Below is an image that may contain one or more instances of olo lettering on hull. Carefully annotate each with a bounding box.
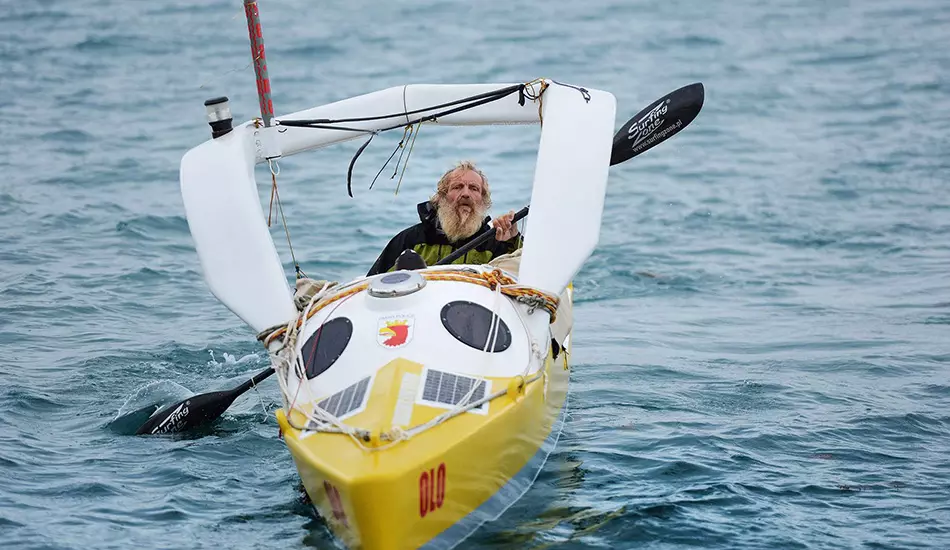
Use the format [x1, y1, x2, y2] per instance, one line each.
[419, 463, 447, 518]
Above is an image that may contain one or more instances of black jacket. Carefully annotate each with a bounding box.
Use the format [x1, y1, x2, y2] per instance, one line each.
[367, 201, 521, 276]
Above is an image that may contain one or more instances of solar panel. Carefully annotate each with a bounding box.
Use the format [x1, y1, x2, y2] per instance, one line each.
[317, 376, 371, 419]
[421, 369, 487, 413]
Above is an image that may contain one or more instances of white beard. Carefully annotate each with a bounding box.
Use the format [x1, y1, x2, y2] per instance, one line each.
[436, 198, 486, 243]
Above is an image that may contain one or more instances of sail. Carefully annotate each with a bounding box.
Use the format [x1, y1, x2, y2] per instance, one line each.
[179, 81, 615, 333]
[519, 85, 616, 295]
[180, 129, 296, 334]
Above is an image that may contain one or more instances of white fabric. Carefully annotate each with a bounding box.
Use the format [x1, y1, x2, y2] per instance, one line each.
[180, 127, 296, 333]
[179, 80, 614, 336]
[518, 86, 616, 296]
[488, 250, 573, 346]
[275, 84, 541, 159]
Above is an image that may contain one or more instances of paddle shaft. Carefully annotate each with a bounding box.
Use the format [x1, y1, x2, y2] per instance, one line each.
[236, 366, 276, 394]
[435, 206, 529, 266]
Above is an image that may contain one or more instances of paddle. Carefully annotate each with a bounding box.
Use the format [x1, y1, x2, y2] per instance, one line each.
[610, 82, 704, 166]
[135, 82, 704, 436]
[135, 367, 274, 435]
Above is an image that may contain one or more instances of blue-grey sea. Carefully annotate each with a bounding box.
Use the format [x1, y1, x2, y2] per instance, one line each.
[2, 0, 949, 548]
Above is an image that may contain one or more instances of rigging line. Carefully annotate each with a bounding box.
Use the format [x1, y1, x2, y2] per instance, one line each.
[394, 122, 421, 196]
[276, 121, 376, 133]
[345, 87, 521, 195]
[368, 127, 410, 191]
[283, 289, 355, 421]
[523, 79, 544, 101]
[338, 82, 532, 196]
[548, 79, 591, 102]
[278, 84, 523, 126]
[375, 86, 523, 133]
[390, 125, 412, 179]
[269, 161, 304, 278]
[345, 132, 377, 198]
[197, 49, 264, 90]
[280, 90, 503, 131]
[267, 172, 277, 226]
[250, 375, 269, 416]
[266, 157, 282, 226]
[535, 80, 550, 125]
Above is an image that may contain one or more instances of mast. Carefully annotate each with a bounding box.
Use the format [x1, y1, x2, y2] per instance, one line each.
[244, 0, 275, 128]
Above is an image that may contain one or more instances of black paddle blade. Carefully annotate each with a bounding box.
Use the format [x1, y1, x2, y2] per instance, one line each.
[134, 389, 240, 435]
[134, 367, 275, 436]
[610, 82, 704, 166]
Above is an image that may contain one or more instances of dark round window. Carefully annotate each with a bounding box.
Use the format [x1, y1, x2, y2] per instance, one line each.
[440, 301, 512, 352]
[301, 317, 353, 379]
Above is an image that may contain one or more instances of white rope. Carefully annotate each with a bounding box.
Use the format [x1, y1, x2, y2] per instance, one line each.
[484, 277, 504, 354]
[269, 282, 411, 451]
[403, 276, 506, 438]
[250, 376, 268, 416]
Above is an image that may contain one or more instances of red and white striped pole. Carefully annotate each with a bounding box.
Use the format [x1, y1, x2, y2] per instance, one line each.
[244, 0, 274, 128]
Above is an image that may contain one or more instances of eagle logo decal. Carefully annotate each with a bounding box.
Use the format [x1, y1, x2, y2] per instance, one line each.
[377, 316, 414, 349]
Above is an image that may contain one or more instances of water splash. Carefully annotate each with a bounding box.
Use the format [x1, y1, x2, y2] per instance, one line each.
[108, 380, 195, 435]
[207, 349, 261, 367]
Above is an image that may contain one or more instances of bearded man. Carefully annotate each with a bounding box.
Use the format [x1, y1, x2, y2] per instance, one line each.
[366, 161, 520, 276]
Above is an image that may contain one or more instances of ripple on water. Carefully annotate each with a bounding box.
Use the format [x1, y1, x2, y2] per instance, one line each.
[2, 0, 950, 548]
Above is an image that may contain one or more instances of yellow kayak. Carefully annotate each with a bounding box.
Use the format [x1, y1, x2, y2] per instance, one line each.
[271, 268, 571, 549]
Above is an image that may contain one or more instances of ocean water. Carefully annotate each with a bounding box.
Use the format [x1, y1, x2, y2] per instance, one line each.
[2, 0, 949, 548]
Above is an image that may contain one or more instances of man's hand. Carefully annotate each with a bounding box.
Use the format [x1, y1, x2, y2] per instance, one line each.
[492, 210, 519, 241]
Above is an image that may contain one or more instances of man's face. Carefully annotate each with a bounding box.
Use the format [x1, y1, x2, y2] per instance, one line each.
[437, 168, 487, 242]
[445, 169, 485, 217]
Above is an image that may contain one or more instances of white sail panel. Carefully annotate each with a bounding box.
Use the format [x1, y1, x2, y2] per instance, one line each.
[179, 80, 614, 336]
[275, 84, 541, 158]
[180, 127, 296, 333]
[519, 86, 616, 296]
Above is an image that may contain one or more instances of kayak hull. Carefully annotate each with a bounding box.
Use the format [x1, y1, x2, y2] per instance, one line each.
[276, 349, 569, 549]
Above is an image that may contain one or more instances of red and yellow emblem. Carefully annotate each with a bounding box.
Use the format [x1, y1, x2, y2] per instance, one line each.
[377, 316, 414, 348]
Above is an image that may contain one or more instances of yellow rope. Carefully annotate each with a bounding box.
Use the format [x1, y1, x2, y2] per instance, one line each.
[261, 282, 370, 347]
[425, 269, 558, 321]
[520, 78, 549, 126]
[260, 268, 560, 347]
[537, 80, 548, 125]
[267, 171, 277, 226]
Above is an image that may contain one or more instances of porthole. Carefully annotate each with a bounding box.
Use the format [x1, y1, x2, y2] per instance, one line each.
[301, 317, 353, 379]
[368, 270, 426, 298]
[440, 301, 512, 353]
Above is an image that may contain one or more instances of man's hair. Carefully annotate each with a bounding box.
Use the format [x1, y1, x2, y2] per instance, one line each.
[430, 161, 492, 208]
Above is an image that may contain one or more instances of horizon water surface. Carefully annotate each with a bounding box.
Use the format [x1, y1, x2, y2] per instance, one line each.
[1, 0, 949, 549]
